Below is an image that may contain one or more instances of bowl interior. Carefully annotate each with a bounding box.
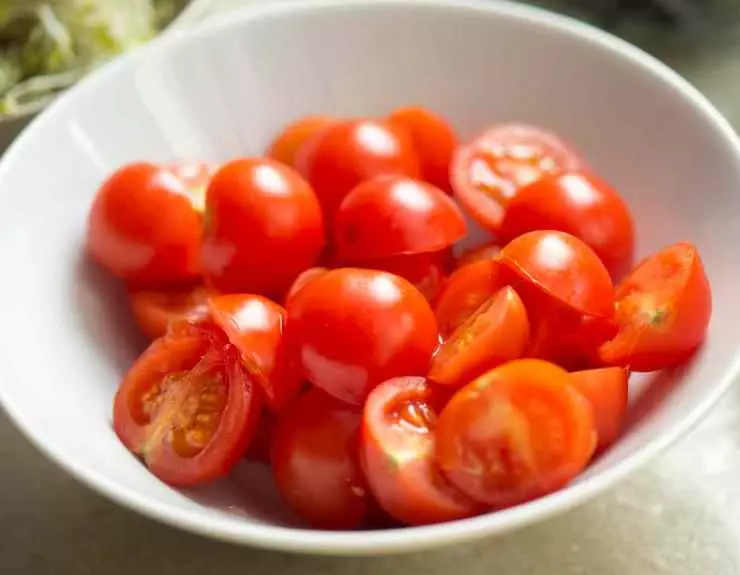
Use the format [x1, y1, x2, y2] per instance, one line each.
[1, 0, 739, 555]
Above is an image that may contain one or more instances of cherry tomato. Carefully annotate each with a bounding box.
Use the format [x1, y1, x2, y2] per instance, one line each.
[113, 322, 262, 486]
[387, 106, 457, 193]
[334, 176, 466, 260]
[500, 171, 635, 279]
[283, 267, 329, 307]
[360, 377, 479, 525]
[201, 158, 325, 296]
[598, 242, 712, 372]
[86, 163, 202, 287]
[456, 241, 501, 269]
[271, 387, 369, 529]
[129, 285, 217, 340]
[267, 116, 334, 168]
[209, 294, 302, 413]
[434, 258, 506, 337]
[164, 161, 217, 195]
[570, 367, 629, 451]
[285, 268, 439, 404]
[429, 287, 529, 388]
[295, 119, 420, 222]
[436, 359, 596, 507]
[451, 124, 584, 234]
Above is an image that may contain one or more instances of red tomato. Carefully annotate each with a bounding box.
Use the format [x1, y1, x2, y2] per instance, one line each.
[387, 106, 457, 193]
[201, 158, 325, 296]
[360, 377, 479, 525]
[283, 267, 329, 307]
[113, 322, 262, 486]
[271, 387, 369, 529]
[209, 294, 302, 413]
[434, 258, 506, 337]
[451, 124, 584, 233]
[86, 163, 202, 287]
[333, 176, 466, 260]
[500, 171, 635, 280]
[456, 241, 501, 269]
[570, 367, 629, 451]
[295, 119, 420, 222]
[285, 268, 439, 404]
[267, 116, 334, 168]
[129, 285, 217, 340]
[429, 287, 530, 388]
[598, 242, 712, 371]
[436, 359, 596, 507]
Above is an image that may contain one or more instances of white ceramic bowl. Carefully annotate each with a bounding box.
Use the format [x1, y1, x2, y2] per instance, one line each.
[1, 0, 739, 556]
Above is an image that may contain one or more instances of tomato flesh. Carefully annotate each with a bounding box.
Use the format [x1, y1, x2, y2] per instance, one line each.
[456, 241, 501, 269]
[570, 367, 629, 451]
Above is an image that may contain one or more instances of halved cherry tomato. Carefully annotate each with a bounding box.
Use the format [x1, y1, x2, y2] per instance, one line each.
[201, 158, 325, 296]
[500, 171, 635, 280]
[570, 367, 629, 451]
[285, 268, 438, 404]
[436, 359, 596, 507]
[429, 287, 529, 388]
[451, 124, 584, 234]
[267, 116, 334, 168]
[456, 241, 501, 269]
[209, 294, 302, 413]
[387, 106, 457, 193]
[271, 387, 369, 529]
[334, 176, 466, 260]
[360, 377, 479, 525]
[113, 322, 262, 486]
[283, 267, 329, 307]
[295, 119, 420, 222]
[598, 242, 712, 371]
[86, 163, 203, 287]
[434, 258, 505, 337]
[129, 285, 217, 340]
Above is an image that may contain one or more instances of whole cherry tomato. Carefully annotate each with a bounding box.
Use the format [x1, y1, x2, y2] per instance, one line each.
[500, 171, 635, 280]
[360, 377, 479, 525]
[267, 116, 334, 168]
[129, 285, 216, 340]
[295, 119, 420, 222]
[598, 242, 711, 371]
[271, 387, 370, 529]
[436, 359, 597, 507]
[333, 175, 466, 260]
[429, 286, 530, 388]
[451, 124, 585, 234]
[387, 106, 457, 193]
[283, 267, 329, 307]
[86, 163, 202, 287]
[113, 322, 262, 486]
[201, 158, 325, 296]
[570, 367, 630, 451]
[285, 268, 439, 404]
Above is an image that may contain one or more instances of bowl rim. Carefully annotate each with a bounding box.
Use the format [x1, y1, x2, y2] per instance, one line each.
[2, 0, 740, 556]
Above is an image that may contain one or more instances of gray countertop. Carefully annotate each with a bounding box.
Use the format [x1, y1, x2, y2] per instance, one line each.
[4, 1, 740, 573]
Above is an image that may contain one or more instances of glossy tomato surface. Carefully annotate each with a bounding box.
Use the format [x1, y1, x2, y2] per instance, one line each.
[271, 387, 369, 529]
[129, 285, 216, 340]
[201, 158, 325, 296]
[570, 367, 630, 451]
[285, 268, 439, 404]
[361, 377, 478, 525]
[267, 116, 335, 168]
[283, 267, 329, 307]
[86, 162, 203, 287]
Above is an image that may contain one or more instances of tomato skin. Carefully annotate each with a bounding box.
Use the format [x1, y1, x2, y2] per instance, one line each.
[429, 287, 530, 388]
[283, 267, 329, 307]
[436, 359, 596, 508]
[113, 322, 262, 486]
[500, 171, 635, 280]
[456, 241, 501, 269]
[598, 242, 712, 371]
[285, 268, 439, 405]
[271, 387, 369, 529]
[267, 116, 334, 168]
[209, 294, 303, 413]
[334, 176, 466, 260]
[86, 162, 202, 287]
[387, 106, 457, 193]
[295, 119, 420, 222]
[201, 158, 325, 297]
[129, 285, 217, 340]
[451, 124, 585, 234]
[360, 377, 479, 525]
[570, 367, 629, 451]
